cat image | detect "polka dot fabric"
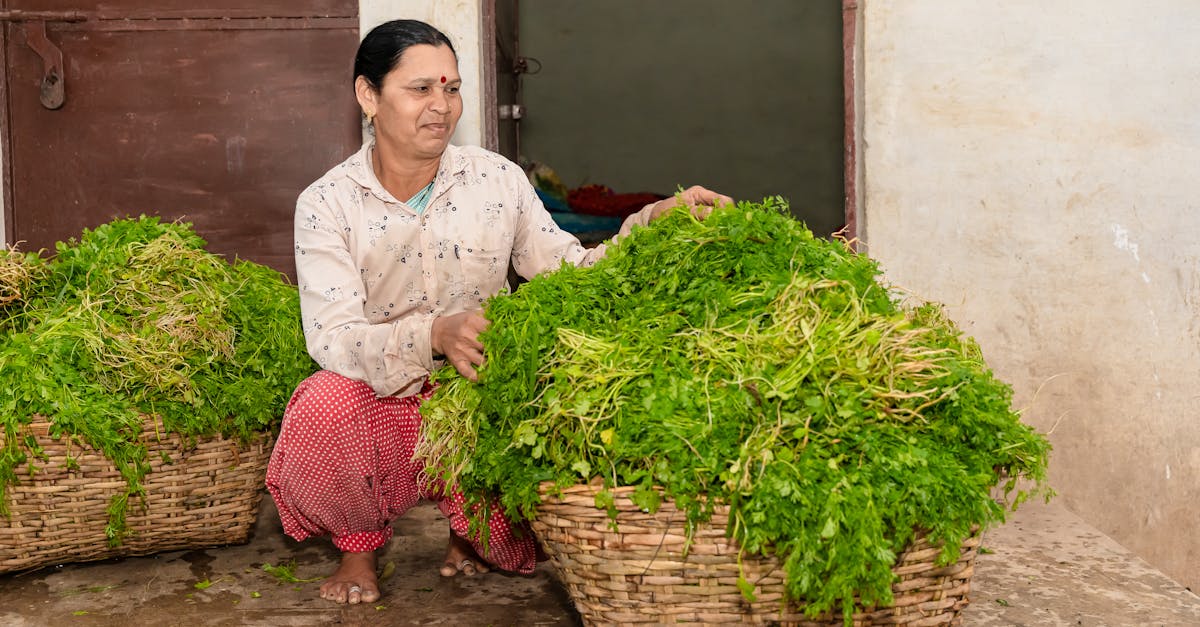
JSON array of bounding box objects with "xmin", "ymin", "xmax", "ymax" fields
[{"xmin": 266, "ymin": 370, "xmax": 537, "ymax": 573}]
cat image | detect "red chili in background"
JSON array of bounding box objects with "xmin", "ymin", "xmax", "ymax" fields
[{"xmin": 567, "ymin": 184, "xmax": 666, "ymax": 218}]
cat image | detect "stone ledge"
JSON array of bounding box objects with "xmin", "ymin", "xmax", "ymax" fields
[{"xmin": 963, "ymin": 499, "xmax": 1200, "ymax": 626}]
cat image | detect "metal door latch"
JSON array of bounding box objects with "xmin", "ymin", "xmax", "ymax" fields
[
  {"xmin": 0, "ymin": 11, "xmax": 87, "ymax": 109},
  {"xmin": 23, "ymin": 21, "xmax": 65, "ymax": 109}
]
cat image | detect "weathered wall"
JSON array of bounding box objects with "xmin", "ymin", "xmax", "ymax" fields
[
  {"xmin": 518, "ymin": 0, "xmax": 845, "ymax": 237},
  {"xmin": 860, "ymin": 0, "xmax": 1200, "ymax": 590},
  {"xmin": 360, "ymin": 0, "xmax": 485, "ymax": 147}
]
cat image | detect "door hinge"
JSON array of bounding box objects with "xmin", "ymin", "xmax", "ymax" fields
[{"xmin": 498, "ymin": 104, "xmax": 525, "ymax": 120}]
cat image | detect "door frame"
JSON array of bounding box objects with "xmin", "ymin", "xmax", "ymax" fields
[
  {"xmin": 843, "ymin": 0, "xmax": 862, "ymax": 243},
  {"xmin": 481, "ymin": 0, "xmax": 499, "ymax": 154},
  {"xmin": 1, "ymin": 22, "xmax": 13, "ymax": 244}
]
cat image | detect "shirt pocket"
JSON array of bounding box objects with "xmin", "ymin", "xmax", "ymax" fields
[{"xmin": 455, "ymin": 244, "xmax": 510, "ymax": 304}]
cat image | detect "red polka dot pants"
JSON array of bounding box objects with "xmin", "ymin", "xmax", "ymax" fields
[{"xmin": 265, "ymin": 370, "xmax": 537, "ymax": 574}]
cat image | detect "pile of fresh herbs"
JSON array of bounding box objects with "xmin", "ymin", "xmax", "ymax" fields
[
  {"xmin": 0, "ymin": 216, "xmax": 314, "ymax": 543},
  {"xmin": 418, "ymin": 198, "xmax": 1051, "ymax": 621}
]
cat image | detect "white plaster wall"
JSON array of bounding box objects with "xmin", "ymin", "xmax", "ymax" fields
[
  {"xmin": 359, "ymin": 0, "xmax": 485, "ymax": 147},
  {"xmin": 861, "ymin": 0, "xmax": 1200, "ymax": 590}
]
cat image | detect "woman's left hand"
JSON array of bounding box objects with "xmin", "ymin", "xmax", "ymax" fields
[
  {"xmin": 431, "ymin": 311, "xmax": 489, "ymax": 382},
  {"xmin": 648, "ymin": 185, "xmax": 734, "ymax": 222}
]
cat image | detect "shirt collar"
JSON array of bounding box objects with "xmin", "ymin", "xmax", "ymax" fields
[{"xmin": 345, "ymin": 141, "xmax": 470, "ymax": 206}]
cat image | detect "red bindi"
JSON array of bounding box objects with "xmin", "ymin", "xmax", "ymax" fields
[{"xmin": 440, "ymin": 76, "xmax": 446, "ymax": 84}]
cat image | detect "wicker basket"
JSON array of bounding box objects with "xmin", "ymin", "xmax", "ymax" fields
[
  {"xmin": 0, "ymin": 415, "xmax": 273, "ymax": 574},
  {"xmin": 531, "ymin": 482, "xmax": 978, "ymax": 626}
]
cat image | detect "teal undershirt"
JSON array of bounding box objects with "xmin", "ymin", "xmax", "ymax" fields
[{"xmin": 407, "ymin": 180, "xmax": 435, "ymax": 214}]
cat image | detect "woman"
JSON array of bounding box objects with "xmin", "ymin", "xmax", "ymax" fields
[{"xmin": 266, "ymin": 19, "xmax": 732, "ymax": 605}]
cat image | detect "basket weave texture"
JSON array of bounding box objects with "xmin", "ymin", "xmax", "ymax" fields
[
  {"xmin": 531, "ymin": 482, "xmax": 978, "ymax": 626},
  {"xmin": 0, "ymin": 415, "xmax": 273, "ymax": 574}
]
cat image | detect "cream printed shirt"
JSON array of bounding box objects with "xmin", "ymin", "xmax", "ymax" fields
[{"xmin": 295, "ymin": 142, "xmax": 655, "ymax": 398}]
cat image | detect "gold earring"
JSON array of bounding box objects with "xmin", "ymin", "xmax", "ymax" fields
[{"xmin": 364, "ymin": 110, "xmax": 375, "ymax": 125}]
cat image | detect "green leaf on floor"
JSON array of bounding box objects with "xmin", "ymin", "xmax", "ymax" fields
[
  {"xmin": 194, "ymin": 576, "xmax": 225, "ymax": 590},
  {"xmin": 262, "ymin": 560, "xmax": 321, "ymax": 584}
]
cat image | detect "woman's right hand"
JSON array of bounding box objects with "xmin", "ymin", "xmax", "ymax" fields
[{"xmin": 431, "ymin": 311, "xmax": 489, "ymax": 381}]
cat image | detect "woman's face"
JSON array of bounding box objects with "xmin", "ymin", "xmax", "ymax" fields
[{"xmin": 358, "ymin": 43, "xmax": 462, "ymax": 161}]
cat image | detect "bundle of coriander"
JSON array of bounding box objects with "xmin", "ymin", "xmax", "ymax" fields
[
  {"xmin": 0, "ymin": 216, "xmax": 314, "ymax": 542},
  {"xmin": 418, "ymin": 197, "xmax": 1051, "ymax": 620},
  {"xmin": 0, "ymin": 246, "xmax": 45, "ymax": 307}
]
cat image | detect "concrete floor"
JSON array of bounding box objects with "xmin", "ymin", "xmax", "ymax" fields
[{"xmin": 1, "ymin": 496, "xmax": 1197, "ymax": 626}]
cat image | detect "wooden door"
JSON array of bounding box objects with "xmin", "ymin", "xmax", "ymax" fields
[{"xmin": 1, "ymin": 0, "xmax": 360, "ymax": 278}]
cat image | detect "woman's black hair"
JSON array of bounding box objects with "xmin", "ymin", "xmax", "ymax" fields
[{"xmin": 354, "ymin": 19, "xmax": 457, "ymax": 90}]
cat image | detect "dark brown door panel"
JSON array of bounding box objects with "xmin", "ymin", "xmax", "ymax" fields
[{"xmin": 3, "ymin": 6, "xmax": 359, "ymax": 279}]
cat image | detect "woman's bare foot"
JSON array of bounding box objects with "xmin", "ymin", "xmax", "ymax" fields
[
  {"xmin": 320, "ymin": 550, "xmax": 380, "ymax": 604},
  {"xmin": 439, "ymin": 530, "xmax": 491, "ymax": 577}
]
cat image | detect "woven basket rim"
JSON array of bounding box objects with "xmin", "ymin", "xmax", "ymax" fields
[
  {"xmin": 536, "ymin": 478, "xmax": 723, "ymax": 503},
  {"xmin": 9, "ymin": 412, "xmax": 275, "ymax": 439}
]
